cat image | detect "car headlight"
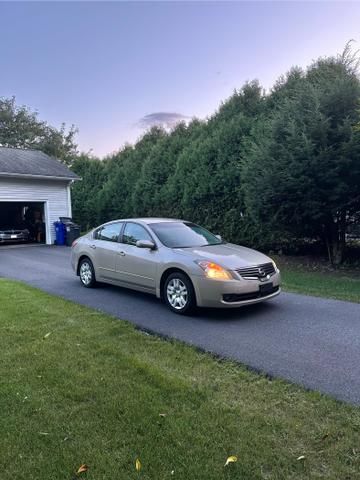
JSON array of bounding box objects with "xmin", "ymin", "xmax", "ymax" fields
[
  {"xmin": 271, "ymin": 259, "xmax": 278, "ymax": 271},
  {"xmin": 196, "ymin": 260, "xmax": 232, "ymax": 280}
]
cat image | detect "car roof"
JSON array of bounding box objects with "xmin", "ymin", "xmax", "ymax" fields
[
  {"xmin": 134, "ymin": 218, "xmax": 184, "ymax": 225},
  {"xmin": 102, "ymin": 217, "xmax": 185, "ymax": 226}
]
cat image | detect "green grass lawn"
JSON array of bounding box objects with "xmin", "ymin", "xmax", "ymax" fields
[
  {"xmin": 273, "ymin": 256, "xmax": 360, "ymax": 303},
  {"xmin": 0, "ymin": 279, "xmax": 359, "ymax": 480}
]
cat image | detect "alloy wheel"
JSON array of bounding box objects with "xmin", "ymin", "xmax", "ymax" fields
[
  {"xmin": 80, "ymin": 261, "xmax": 93, "ymax": 286},
  {"xmin": 166, "ymin": 278, "xmax": 189, "ymax": 310}
]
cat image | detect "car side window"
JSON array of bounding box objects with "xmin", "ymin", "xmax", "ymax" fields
[
  {"xmin": 93, "ymin": 228, "xmax": 101, "ymax": 240},
  {"xmin": 96, "ymin": 223, "xmax": 122, "ymax": 242},
  {"xmin": 123, "ymin": 223, "xmax": 152, "ymax": 246}
]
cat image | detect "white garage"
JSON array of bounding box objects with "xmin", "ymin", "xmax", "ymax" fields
[{"xmin": 0, "ymin": 147, "xmax": 79, "ymax": 245}]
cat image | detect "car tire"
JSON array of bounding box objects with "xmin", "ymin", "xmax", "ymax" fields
[
  {"xmin": 79, "ymin": 258, "xmax": 97, "ymax": 288},
  {"xmin": 163, "ymin": 272, "xmax": 196, "ymax": 315}
]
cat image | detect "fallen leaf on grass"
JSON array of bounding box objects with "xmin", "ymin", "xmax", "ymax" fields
[
  {"xmin": 43, "ymin": 332, "xmax": 52, "ymax": 339},
  {"xmin": 159, "ymin": 413, "xmax": 166, "ymax": 417},
  {"xmin": 38, "ymin": 432, "xmax": 49, "ymax": 436},
  {"xmin": 297, "ymin": 455, "xmax": 306, "ymax": 461},
  {"xmin": 76, "ymin": 464, "xmax": 89, "ymax": 474},
  {"xmin": 224, "ymin": 455, "xmax": 237, "ymax": 466},
  {"xmin": 135, "ymin": 458, "xmax": 141, "ymax": 472}
]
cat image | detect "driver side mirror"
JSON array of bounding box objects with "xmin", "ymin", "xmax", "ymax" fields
[
  {"xmin": 215, "ymin": 234, "xmax": 222, "ymax": 241},
  {"xmin": 136, "ymin": 239, "xmax": 156, "ymax": 249}
]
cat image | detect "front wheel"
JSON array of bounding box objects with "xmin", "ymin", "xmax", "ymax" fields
[
  {"xmin": 164, "ymin": 272, "xmax": 196, "ymax": 315},
  {"xmin": 79, "ymin": 258, "xmax": 96, "ymax": 288}
]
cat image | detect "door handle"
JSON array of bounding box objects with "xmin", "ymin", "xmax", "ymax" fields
[
  {"xmin": 118, "ymin": 251, "xmax": 126, "ymax": 256},
  {"xmin": 90, "ymin": 244, "xmax": 96, "ymax": 249}
]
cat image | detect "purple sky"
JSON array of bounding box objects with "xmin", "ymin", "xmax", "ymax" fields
[{"xmin": 1, "ymin": 1, "xmax": 360, "ymax": 157}]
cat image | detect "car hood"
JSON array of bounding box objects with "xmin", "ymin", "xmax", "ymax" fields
[
  {"xmin": 173, "ymin": 243, "xmax": 273, "ymax": 269},
  {"xmin": 0, "ymin": 226, "xmax": 28, "ymax": 232}
]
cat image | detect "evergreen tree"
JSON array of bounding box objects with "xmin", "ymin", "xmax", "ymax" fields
[{"xmin": 242, "ymin": 48, "xmax": 360, "ymax": 264}]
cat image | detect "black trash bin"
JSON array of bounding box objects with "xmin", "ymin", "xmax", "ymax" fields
[{"xmin": 59, "ymin": 217, "xmax": 81, "ymax": 246}]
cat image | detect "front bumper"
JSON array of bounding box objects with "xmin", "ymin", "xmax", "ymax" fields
[
  {"xmin": 191, "ymin": 271, "xmax": 281, "ymax": 308},
  {"xmin": 0, "ymin": 234, "xmax": 29, "ymax": 243}
]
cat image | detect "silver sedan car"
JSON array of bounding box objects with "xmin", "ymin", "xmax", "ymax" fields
[{"xmin": 71, "ymin": 218, "xmax": 281, "ymax": 314}]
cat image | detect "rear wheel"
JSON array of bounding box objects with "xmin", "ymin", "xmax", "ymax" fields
[
  {"xmin": 163, "ymin": 272, "xmax": 196, "ymax": 315},
  {"xmin": 79, "ymin": 258, "xmax": 96, "ymax": 288}
]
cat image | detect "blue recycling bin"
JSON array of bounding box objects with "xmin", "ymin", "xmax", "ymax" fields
[{"xmin": 54, "ymin": 221, "xmax": 66, "ymax": 245}]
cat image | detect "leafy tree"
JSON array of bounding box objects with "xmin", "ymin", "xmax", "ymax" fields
[{"xmin": 0, "ymin": 96, "xmax": 78, "ymax": 164}]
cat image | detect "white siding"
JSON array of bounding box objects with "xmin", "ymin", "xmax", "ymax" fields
[{"xmin": 0, "ymin": 177, "xmax": 72, "ymax": 244}]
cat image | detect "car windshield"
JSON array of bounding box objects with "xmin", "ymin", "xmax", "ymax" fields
[{"xmin": 149, "ymin": 222, "xmax": 224, "ymax": 248}]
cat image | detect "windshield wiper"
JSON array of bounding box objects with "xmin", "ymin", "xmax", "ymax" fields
[
  {"xmin": 172, "ymin": 242, "xmax": 226, "ymax": 249},
  {"xmin": 199, "ymin": 242, "xmax": 225, "ymax": 247}
]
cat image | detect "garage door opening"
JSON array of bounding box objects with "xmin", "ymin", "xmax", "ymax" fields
[{"xmin": 0, "ymin": 202, "xmax": 47, "ymax": 246}]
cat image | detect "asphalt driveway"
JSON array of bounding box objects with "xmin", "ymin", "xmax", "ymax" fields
[{"xmin": 1, "ymin": 245, "xmax": 360, "ymax": 405}]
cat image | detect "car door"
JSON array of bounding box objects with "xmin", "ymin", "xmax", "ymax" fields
[
  {"xmin": 115, "ymin": 222, "xmax": 158, "ymax": 292},
  {"xmin": 92, "ymin": 222, "xmax": 123, "ymax": 281}
]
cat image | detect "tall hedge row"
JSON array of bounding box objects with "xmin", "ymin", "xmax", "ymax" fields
[{"xmin": 71, "ymin": 50, "xmax": 360, "ymax": 264}]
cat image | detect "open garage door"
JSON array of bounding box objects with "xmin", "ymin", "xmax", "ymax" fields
[{"xmin": 0, "ymin": 201, "xmax": 48, "ymax": 246}]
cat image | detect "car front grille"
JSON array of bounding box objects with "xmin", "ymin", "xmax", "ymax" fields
[
  {"xmin": 1, "ymin": 230, "xmax": 24, "ymax": 235},
  {"xmin": 236, "ymin": 262, "xmax": 275, "ymax": 280}
]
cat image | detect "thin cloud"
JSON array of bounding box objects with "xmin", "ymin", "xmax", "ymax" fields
[{"xmin": 138, "ymin": 112, "xmax": 189, "ymax": 130}]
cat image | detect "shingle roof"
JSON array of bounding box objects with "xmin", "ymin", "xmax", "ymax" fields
[{"xmin": 0, "ymin": 147, "xmax": 79, "ymax": 180}]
